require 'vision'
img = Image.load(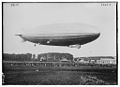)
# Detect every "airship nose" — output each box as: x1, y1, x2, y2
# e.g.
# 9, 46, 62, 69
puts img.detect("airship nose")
95, 32, 100, 37
92, 32, 100, 40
